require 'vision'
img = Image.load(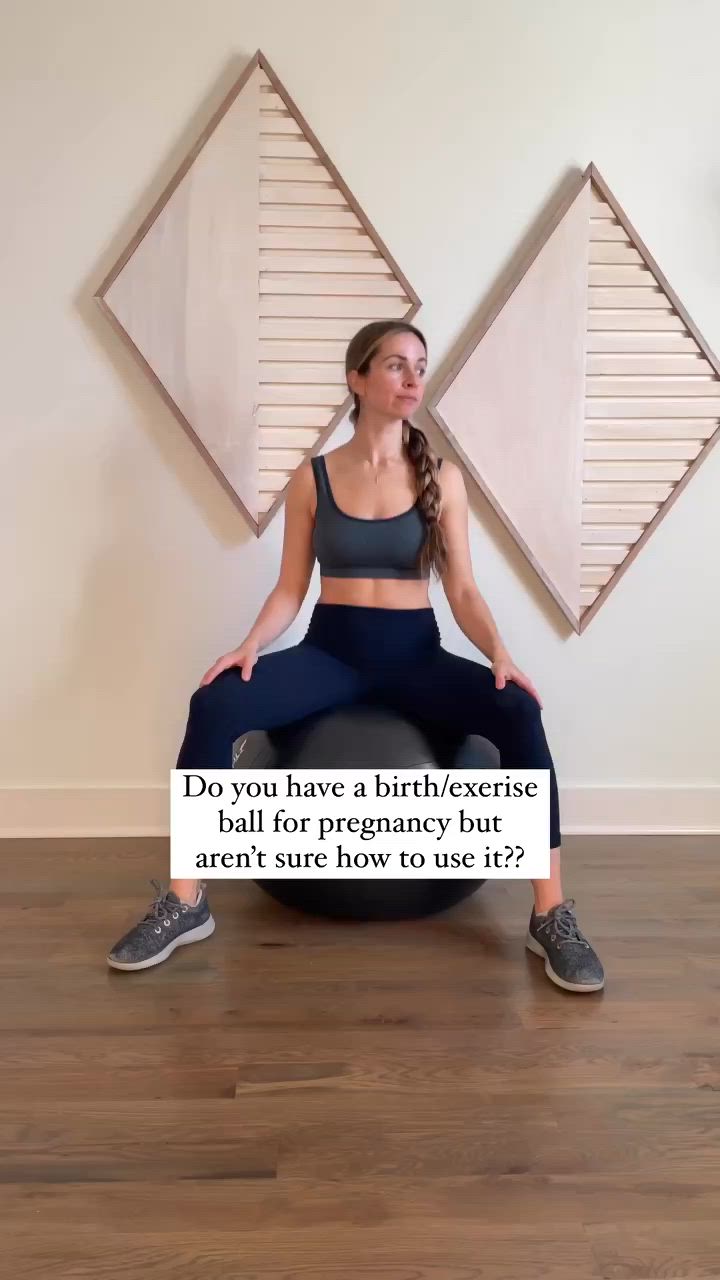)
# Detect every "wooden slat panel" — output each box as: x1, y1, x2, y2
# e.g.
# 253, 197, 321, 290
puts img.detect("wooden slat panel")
260, 296, 409, 318
584, 461, 688, 481
588, 266, 655, 287
259, 115, 303, 135
259, 427, 322, 448
257, 138, 313, 157
587, 311, 685, 330
587, 333, 697, 352
588, 222, 628, 241
260, 254, 387, 274
588, 289, 673, 310
260, 231, 375, 251
259, 207, 362, 228
260, 274, 406, 296
260, 183, 348, 205
586, 419, 718, 438
257, 470, 292, 491
581, 566, 615, 586
260, 317, 369, 338
585, 440, 703, 461
260, 161, 332, 181
259, 449, 310, 470
257, 492, 277, 513
259, 340, 348, 362
259, 362, 346, 383
581, 545, 631, 566
581, 524, 645, 543
589, 199, 615, 219
258, 383, 347, 405
589, 243, 643, 265
580, 587, 601, 604
257, 405, 337, 425
583, 483, 673, 502
587, 378, 720, 397
587, 355, 712, 375
586, 397, 720, 417
258, 91, 288, 111
582, 503, 660, 523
